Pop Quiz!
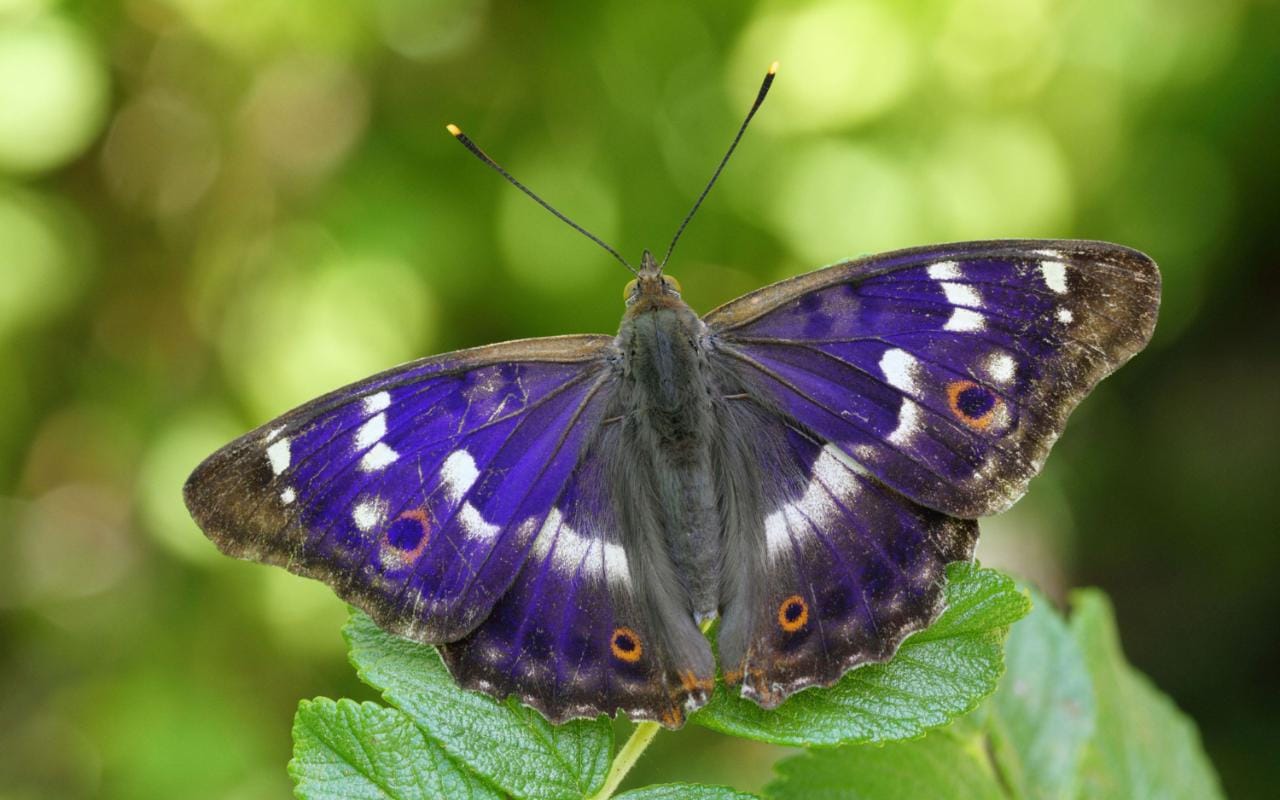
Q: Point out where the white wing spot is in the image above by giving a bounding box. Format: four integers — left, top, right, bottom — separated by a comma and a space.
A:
441, 450, 479, 501
604, 542, 630, 585
945, 308, 985, 332
765, 443, 866, 562
355, 413, 386, 449
889, 399, 921, 445
987, 353, 1016, 384
353, 496, 388, 531
927, 261, 961, 280
941, 281, 981, 308
266, 438, 291, 476
879, 348, 918, 393
363, 391, 391, 413
1040, 261, 1068, 293
814, 443, 863, 496
360, 442, 399, 471
459, 503, 499, 543
764, 511, 792, 561
530, 508, 562, 562
1057, 307, 1074, 324
280, 487, 296, 505
265, 426, 284, 442
531, 508, 630, 584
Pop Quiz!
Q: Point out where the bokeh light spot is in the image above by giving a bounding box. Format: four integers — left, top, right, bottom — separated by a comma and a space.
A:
218, 237, 437, 419
771, 140, 925, 267
101, 90, 221, 218
936, 0, 1058, 99
374, 0, 487, 61
243, 56, 369, 179
0, 186, 82, 339
923, 116, 1073, 239
0, 15, 108, 173
732, 1, 916, 132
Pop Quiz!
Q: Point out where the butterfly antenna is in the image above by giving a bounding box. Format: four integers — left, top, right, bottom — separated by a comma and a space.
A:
659, 61, 778, 272
446, 124, 638, 276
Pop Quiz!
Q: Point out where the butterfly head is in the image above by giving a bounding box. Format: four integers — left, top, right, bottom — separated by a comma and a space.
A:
623, 249, 682, 309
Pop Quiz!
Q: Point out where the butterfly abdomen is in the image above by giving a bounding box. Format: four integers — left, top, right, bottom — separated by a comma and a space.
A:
616, 303, 722, 623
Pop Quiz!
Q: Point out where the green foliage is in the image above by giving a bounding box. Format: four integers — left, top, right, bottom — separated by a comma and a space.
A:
768, 732, 1006, 800
763, 585, 1223, 800
289, 568, 1221, 800
290, 699, 501, 800
613, 786, 759, 800
973, 586, 1095, 799
343, 613, 613, 800
694, 563, 1030, 746
1070, 591, 1224, 800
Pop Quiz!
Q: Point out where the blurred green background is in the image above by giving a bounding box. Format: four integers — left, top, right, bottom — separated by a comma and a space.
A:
1, 0, 1276, 797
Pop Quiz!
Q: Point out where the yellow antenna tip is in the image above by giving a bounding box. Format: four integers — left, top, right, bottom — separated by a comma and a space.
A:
446, 123, 462, 137
768, 61, 779, 75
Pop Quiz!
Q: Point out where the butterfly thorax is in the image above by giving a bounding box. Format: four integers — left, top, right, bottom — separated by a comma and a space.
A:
612, 289, 721, 624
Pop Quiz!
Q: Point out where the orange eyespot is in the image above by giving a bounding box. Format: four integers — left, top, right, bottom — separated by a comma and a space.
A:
778, 595, 809, 632
623, 278, 639, 303
661, 274, 681, 293
946, 380, 1001, 430
611, 627, 643, 662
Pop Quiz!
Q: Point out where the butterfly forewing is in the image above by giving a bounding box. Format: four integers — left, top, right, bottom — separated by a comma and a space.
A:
705, 240, 1160, 518
184, 335, 619, 643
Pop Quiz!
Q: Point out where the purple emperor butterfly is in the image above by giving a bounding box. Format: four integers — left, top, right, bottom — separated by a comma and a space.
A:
185, 65, 1159, 728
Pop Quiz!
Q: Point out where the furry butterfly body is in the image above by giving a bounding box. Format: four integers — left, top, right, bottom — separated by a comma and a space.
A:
185, 240, 1158, 728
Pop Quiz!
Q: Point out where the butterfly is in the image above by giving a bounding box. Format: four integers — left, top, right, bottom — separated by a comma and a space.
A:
184, 65, 1160, 729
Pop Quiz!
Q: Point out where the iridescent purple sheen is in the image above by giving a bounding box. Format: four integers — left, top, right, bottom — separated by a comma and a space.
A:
186, 238, 1158, 727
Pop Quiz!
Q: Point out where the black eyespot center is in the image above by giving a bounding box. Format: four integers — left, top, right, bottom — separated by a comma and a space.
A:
777, 594, 809, 632
784, 600, 804, 622
610, 626, 643, 662
385, 509, 431, 553
946, 379, 1001, 430
957, 385, 995, 418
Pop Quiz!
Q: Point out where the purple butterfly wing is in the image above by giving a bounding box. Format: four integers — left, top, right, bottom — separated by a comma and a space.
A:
705, 239, 1160, 518
186, 333, 713, 724
439, 415, 716, 727
714, 410, 978, 706
184, 335, 619, 643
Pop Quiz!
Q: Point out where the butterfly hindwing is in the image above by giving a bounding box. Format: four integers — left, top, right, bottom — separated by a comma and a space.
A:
440, 411, 716, 727
705, 239, 1159, 518
184, 335, 622, 643
713, 402, 978, 706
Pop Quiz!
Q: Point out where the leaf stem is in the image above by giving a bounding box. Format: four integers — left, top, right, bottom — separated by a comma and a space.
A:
589, 721, 661, 800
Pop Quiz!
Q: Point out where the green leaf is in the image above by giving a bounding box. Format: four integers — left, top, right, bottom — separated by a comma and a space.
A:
345, 612, 614, 800
694, 563, 1030, 746
615, 784, 760, 799
289, 698, 501, 800
980, 587, 1096, 800
766, 730, 1005, 800
1069, 590, 1224, 800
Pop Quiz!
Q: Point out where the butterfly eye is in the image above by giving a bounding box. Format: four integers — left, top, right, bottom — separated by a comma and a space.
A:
662, 275, 682, 294
623, 278, 639, 303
